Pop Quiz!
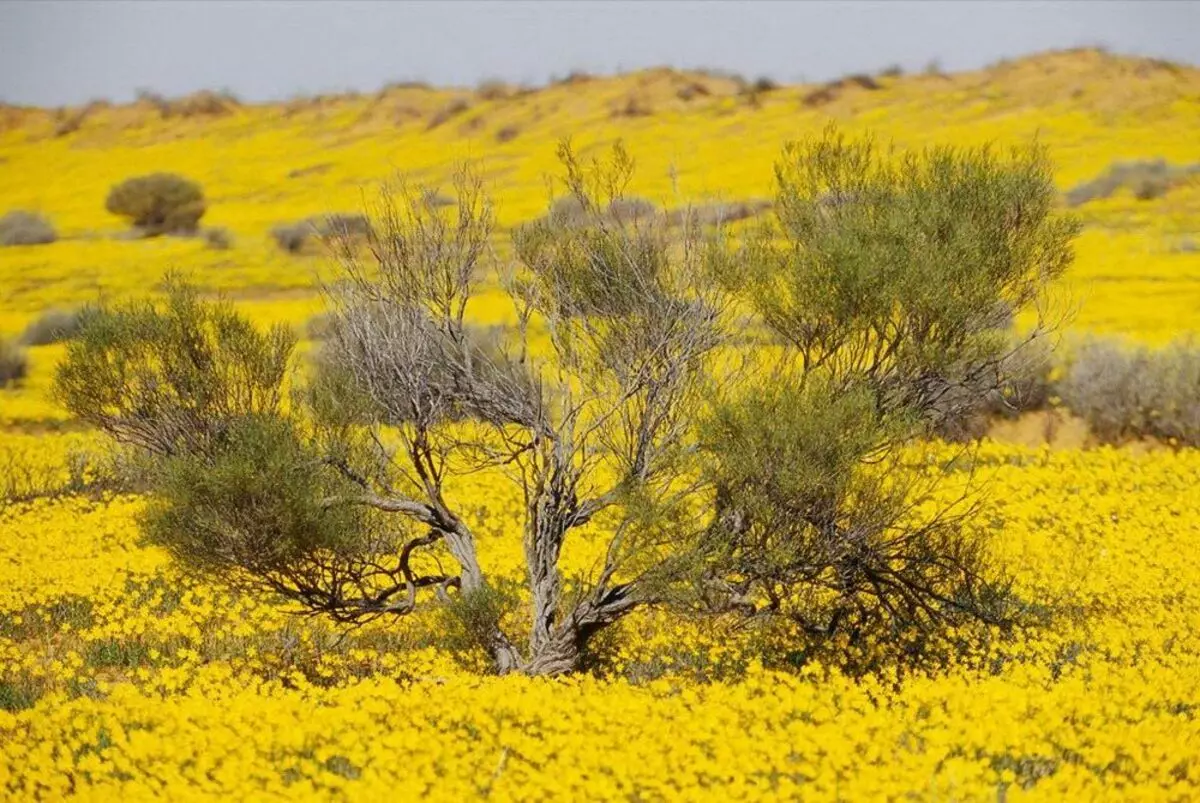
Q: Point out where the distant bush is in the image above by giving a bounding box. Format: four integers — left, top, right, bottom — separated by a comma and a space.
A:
0, 339, 27, 388
1065, 159, 1200, 207
270, 222, 310, 254
136, 88, 239, 119
495, 124, 520, 143
0, 211, 56, 246
476, 80, 511, 101
105, 173, 206, 236
613, 95, 653, 118
20, 308, 83, 346
271, 213, 371, 254
1059, 337, 1200, 445
202, 227, 233, 250
802, 73, 883, 108
427, 98, 471, 130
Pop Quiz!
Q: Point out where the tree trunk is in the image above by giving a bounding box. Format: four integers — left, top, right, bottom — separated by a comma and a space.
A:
520, 626, 584, 676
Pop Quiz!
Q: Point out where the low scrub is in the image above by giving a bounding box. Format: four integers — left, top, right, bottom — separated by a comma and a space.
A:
1059, 337, 1200, 445
0, 211, 56, 246
1065, 159, 1200, 207
202, 227, 233, 250
105, 173, 206, 236
271, 213, 371, 254
0, 338, 28, 387
20, 308, 83, 346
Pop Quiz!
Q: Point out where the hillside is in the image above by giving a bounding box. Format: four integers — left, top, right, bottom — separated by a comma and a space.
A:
1, 48, 1199, 429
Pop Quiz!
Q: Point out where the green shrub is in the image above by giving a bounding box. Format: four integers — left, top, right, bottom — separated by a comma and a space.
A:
0, 338, 28, 387
20, 308, 83, 346
1059, 337, 1200, 445
0, 211, 56, 246
105, 173, 206, 235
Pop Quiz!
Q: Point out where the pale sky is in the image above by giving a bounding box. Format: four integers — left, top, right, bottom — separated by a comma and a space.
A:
1, 0, 1197, 106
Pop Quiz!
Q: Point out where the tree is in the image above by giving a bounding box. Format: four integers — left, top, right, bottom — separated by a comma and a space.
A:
57, 131, 1077, 675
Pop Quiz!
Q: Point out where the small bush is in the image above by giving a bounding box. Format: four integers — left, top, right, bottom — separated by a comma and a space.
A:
802, 73, 882, 108
427, 98, 471, 130
1059, 337, 1200, 445
202, 227, 233, 250
271, 213, 371, 254
495, 124, 520, 143
0, 339, 28, 387
675, 81, 711, 102
20, 308, 83, 346
1065, 159, 1200, 207
751, 76, 779, 93
476, 80, 511, 101
0, 211, 56, 246
105, 173, 206, 235
270, 222, 310, 253
613, 94, 653, 118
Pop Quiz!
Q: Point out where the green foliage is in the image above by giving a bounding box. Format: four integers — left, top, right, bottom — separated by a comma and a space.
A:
105, 173, 206, 235
0, 210, 56, 246
699, 127, 1074, 638
143, 414, 367, 574
514, 141, 675, 318
0, 338, 28, 387
54, 279, 294, 455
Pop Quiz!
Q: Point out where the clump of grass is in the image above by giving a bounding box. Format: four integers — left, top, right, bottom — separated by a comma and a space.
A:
0, 210, 56, 246
1065, 159, 1200, 207
20, 308, 83, 346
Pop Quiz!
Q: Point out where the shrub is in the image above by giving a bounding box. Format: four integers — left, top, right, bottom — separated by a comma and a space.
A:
20, 308, 83, 346
476, 80, 511, 101
0, 339, 28, 387
427, 98, 471, 130
1065, 159, 1200, 207
270, 222, 310, 254
271, 213, 371, 254
202, 227, 233, 250
0, 211, 56, 246
495, 124, 520, 144
105, 173, 206, 235
1058, 337, 1200, 445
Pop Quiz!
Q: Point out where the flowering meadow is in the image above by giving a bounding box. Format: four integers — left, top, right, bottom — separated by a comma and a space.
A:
2, 49, 1200, 800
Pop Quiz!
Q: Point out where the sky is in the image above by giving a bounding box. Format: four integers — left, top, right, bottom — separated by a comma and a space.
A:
1, 0, 1198, 107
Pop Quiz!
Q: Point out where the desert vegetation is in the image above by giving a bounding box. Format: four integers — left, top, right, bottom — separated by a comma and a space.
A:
105, 173, 206, 236
2, 49, 1200, 800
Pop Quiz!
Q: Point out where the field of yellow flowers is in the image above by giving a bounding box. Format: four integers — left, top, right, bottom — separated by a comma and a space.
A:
2, 49, 1200, 800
